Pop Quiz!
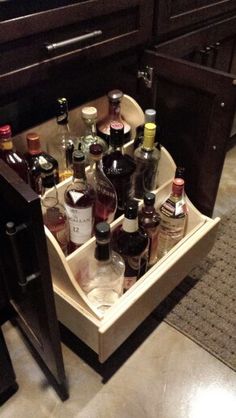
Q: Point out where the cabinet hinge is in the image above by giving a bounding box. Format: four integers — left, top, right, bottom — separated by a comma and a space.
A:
137, 66, 153, 88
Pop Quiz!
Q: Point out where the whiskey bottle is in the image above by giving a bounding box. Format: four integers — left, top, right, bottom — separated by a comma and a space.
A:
112, 200, 149, 291
87, 143, 117, 225
0, 124, 29, 183
79, 222, 125, 314
157, 178, 187, 260
64, 151, 96, 253
138, 192, 161, 267
47, 97, 78, 182
41, 162, 69, 255
97, 89, 131, 146
79, 106, 108, 164
133, 123, 160, 199
24, 132, 59, 194
102, 122, 136, 218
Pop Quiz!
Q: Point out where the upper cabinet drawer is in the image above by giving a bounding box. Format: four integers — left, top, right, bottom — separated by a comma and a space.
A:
155, 0, 236, 39
0, 0, 153, 95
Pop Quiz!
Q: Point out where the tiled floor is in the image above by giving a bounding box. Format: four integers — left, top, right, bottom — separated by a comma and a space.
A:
1, 146, 236, 418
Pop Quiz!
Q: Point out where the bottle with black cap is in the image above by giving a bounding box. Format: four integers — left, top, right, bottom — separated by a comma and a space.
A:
64, 150, 96, 253
102, 121, 136, 218
40, 161, 69, 255
79, 222, 125, 314
138, 192, 160, 267
112, 199, 149, 291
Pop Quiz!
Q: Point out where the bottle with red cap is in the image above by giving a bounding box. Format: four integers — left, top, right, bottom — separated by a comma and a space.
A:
24, 132, 59, 194
0, 124, 29, 183
157, 177, 188, 260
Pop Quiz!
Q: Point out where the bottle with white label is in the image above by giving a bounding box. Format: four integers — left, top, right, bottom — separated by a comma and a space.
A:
64, 150, 96, 254
157, 178, 187, 260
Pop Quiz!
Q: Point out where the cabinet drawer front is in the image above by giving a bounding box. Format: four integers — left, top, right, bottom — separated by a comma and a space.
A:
0, 0, 153, 94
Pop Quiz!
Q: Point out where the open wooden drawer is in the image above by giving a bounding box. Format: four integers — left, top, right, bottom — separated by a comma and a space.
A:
44, 124, 220, 362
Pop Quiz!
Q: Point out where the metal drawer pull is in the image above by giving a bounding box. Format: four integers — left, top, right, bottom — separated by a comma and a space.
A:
45, 30, 103, 52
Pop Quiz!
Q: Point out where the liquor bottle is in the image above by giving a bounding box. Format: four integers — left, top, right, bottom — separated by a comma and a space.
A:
40, 162, 69, 255
0, 124, 29, 183
102, 121, 136, 218
133, 122, 160, 199
133, 108, 156, 150
97, 89, 131, 146
157, 178, 187, 260
64, 150, 96, 253
24, 132, 59, 194
112, 200, 149, 291
79, 106, 108, 164
79, 222, 125, 314
138, 192, 161, 267
87, 143, 117, 225
47, 97, 78, 182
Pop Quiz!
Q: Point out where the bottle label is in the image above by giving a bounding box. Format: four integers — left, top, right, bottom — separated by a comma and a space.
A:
65, 204, 93, 245
123, 255, 140, 290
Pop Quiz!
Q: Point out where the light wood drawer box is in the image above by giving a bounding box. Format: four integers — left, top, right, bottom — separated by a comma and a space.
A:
44, 96, 220, 363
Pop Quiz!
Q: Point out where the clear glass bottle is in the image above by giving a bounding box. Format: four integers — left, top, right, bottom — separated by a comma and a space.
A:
79, 222, 125, 314
47, 97, 78, 182
40, 162, 69, 255
87, 143, 117, 225
0, 124, 29, 184
97, 89, 131, 146
133, 122, 160, 199
138, 192, 161, 267
24, 132, 59, 194
157, 178, 187, 260
102, 121, 136, 218
79, 106, 108, 164
64, 150, 96, 253
112, 200, 149, 291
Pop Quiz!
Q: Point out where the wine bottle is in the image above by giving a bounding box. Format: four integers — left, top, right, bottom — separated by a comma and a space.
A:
24, 132, 59, 194
0, 124, 29, 184
78, 222, 125, 314
64, 151, 96, 253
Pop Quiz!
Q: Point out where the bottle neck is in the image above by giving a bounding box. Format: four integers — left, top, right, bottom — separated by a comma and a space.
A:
110, 143, 123, 153
95, 241, 111, 261
41, 176, 58, 205
108, 101, 121, 119
57, 120, 70, 135
0, 139, 13, 150
122, 216, 139, 233
83, 118, 97, 139
142, 204, 155, 215
73, 162, 87, 183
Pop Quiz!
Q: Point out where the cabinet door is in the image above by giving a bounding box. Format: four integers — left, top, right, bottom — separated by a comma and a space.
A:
156, 0, 236, 38
0, 161, 68, 400
138, 50, 236, 216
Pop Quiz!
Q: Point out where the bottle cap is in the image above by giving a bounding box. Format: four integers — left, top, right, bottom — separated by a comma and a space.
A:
82, 106, 97, 120
110, 122, 124, 147
108, 89, 123, 102
124, 200, 138, 219
143, 123, 156, 150
72, 150, 85, 162
144, 192, 155, 206
0, 125, 12, 140
26, 132, 41, 154
172, 178, 185, 195
145, 109, 156, 123
89, 143, 103, 156
95, 222, 111, 240
56, 97, 68, 124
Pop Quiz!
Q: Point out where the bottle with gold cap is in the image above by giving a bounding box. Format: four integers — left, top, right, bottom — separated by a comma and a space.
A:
24, 132, 59, 194
133, 122, 160, 199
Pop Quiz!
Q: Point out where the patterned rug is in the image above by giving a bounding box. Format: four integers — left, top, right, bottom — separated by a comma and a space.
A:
153, 209, 236, 371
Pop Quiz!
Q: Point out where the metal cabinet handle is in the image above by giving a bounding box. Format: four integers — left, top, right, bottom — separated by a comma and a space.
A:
45, 30, 103, 52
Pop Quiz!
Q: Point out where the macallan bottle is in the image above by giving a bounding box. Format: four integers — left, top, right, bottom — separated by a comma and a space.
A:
133, 123, 160, 199
0, 124, 29, 183
79, 222, 125, 314
157, 178, 187, 260
64, 150, 96, 253
97, 89, 131, 146
79, 106, 108, 164
87, 143, 117, 225
112, 200, 149, 291
138, 192, 160, 267
48, 97, 78, 182
41, 162, 69, 255
102, 122, 136, 218
24, 132, 59, 194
